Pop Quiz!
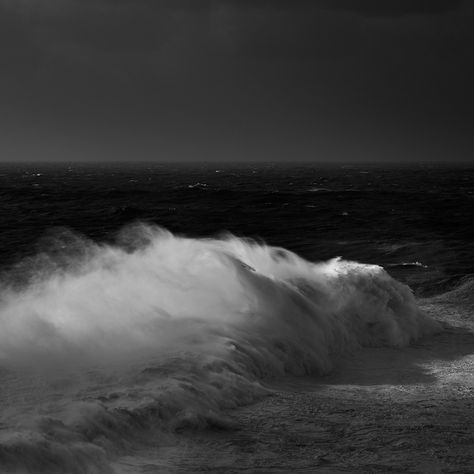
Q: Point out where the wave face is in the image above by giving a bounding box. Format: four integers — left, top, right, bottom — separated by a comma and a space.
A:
0, 225, 440, 473
426, 276, 474, 308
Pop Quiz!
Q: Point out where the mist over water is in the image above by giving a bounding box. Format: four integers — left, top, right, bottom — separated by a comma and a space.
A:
0, 225, 439, 366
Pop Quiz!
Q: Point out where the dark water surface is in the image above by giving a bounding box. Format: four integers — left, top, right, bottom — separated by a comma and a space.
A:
1, 162, 473, 293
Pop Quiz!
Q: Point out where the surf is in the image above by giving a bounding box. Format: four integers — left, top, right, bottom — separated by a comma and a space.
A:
0, 224, 440, 472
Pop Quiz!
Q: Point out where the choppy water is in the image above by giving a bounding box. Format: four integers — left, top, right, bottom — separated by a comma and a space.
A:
0, 162, 472, 473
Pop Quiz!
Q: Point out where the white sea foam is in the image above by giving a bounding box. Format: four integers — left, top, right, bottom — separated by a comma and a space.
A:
0, 225, 439, 367
0, 225, 440, 472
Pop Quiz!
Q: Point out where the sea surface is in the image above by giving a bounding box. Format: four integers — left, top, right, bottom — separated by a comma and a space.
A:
0, 162, 472, 473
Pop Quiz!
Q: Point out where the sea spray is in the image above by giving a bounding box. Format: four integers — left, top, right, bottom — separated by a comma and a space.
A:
0, 225, 440, 473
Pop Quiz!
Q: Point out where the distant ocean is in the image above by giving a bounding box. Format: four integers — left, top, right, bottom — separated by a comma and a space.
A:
0, 162, 472, 473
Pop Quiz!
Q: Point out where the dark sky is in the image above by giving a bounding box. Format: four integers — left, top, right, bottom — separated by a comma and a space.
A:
1, 0, 473, 162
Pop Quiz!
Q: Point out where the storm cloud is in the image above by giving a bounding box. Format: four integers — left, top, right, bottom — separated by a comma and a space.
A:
0, 0, 473, 162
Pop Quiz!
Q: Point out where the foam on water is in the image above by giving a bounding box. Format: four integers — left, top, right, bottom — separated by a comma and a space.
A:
0, 225, 440, 473
425, 275, 474, 310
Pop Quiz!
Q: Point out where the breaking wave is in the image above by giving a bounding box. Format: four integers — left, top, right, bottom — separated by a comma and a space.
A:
0, 225, 440, 473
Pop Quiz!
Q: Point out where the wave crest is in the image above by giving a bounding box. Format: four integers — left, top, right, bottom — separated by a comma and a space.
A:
0, 225, 438, 367
0, 225, 440, 472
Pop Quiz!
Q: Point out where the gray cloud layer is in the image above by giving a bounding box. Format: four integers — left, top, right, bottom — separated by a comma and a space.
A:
0, 0, 473, 161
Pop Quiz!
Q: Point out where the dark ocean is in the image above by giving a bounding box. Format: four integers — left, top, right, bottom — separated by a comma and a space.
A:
0, 162, 472, 473
1, 162, 473, 293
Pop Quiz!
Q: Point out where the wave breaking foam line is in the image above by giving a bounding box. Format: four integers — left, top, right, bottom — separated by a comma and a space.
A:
0, 225, 440, 472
